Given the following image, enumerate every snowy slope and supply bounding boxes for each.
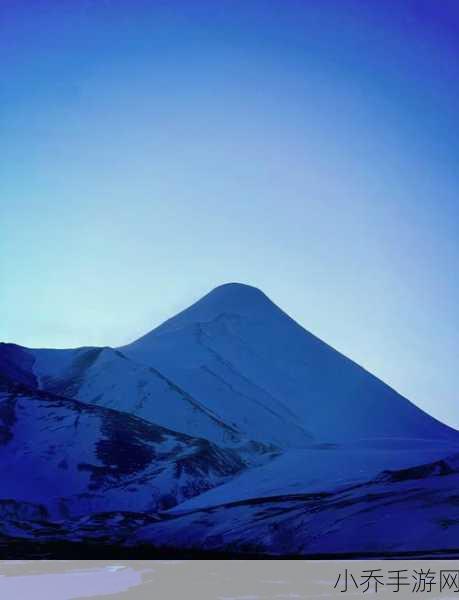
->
[0,375,245,518]
[130,453,459,557]
[168,439,459,513]
[33,346,244,446]
[3,450,459,558]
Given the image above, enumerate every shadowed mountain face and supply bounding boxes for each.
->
[0,283,458,557]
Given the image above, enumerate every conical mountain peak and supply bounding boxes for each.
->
[121,283,458,445]
[208,282,266,298]
[194,282,274,314]
[139,282,284,339]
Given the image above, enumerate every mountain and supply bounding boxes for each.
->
[121,283,456,444]
[1,282,458,557]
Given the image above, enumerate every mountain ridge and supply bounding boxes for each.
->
[1,282,456,445]
[1,282,459,557]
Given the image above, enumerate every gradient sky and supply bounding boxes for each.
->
[1,1,458,427]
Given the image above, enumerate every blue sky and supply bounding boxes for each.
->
[2,1,458,427]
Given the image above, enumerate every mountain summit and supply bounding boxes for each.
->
[135,283,284,337]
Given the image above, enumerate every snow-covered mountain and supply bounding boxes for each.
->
[5,283,455,447]
[122,282,457,444]
[1,282,458,557]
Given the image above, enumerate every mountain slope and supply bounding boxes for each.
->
[166,438,459,514]
[0,375,245,518]
[129,452,459,557]
[32,346,245,446]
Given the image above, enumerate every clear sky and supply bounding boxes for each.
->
[2,1,458,427]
